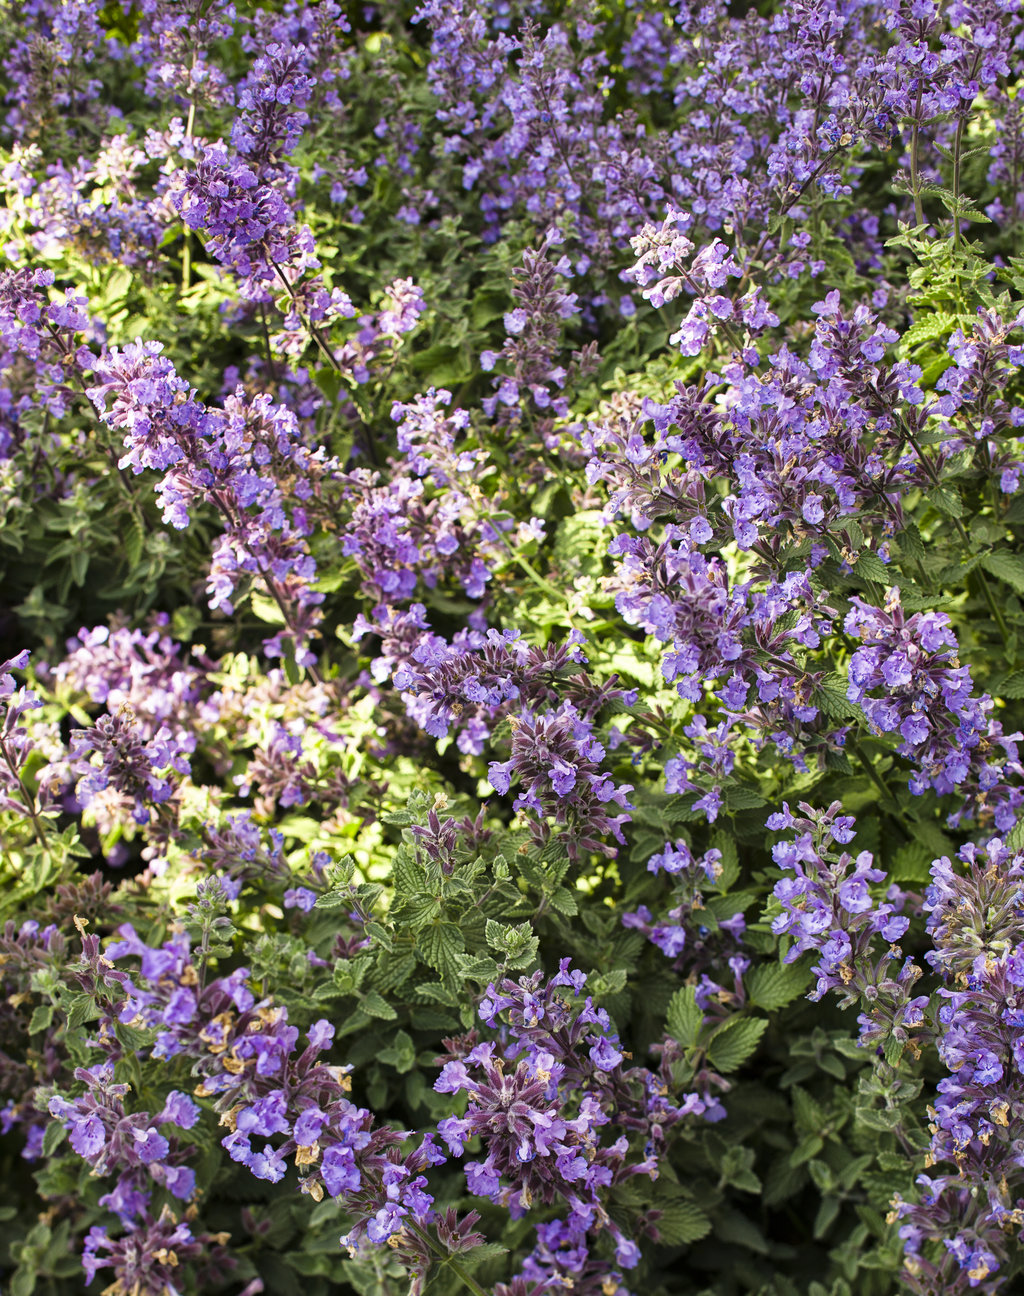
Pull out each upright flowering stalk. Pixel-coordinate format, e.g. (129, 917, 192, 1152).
(628, 211, 777, 357)
(87, 341, 330, 666)
(487, 704, 634, 860)
(436, 961, 710, 1271)
(1, 651, 47, 826)
(170, 146, 353, 337)
(764, 805, 1024, 1292)
(70, 705, 191, 830)
(394, 625, 628, 750)
(0, 267, 94, 418)
(129, 0, 236, 108)
(623, 839, 743, 970)
(65, 924, 481, 1290)
(230, 43, 316, 177)
(48, 1067, 201, 1216)
(767, 801, 922, 1024)
(608, 532, 842, 815)
(81, 1207, 232, 1296)
(481, 229, 597, 451)
(844, 587, 1024, 832)
(892, 839, 1024, 1296)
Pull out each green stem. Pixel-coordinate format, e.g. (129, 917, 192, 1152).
(268, 260, 380, 467)
(847, 735, 897, 809)
(206, 486, 324, 685)
(951, 112, 964, 254)
(0, 737, 51, 859)
(269, 259, 340, 372)
(182, 102, 197, 293)
(515, 551, 575, 612)
(909, 81, 924, 227)
(258, 303, 279, 385)
(900, 425, 1011, 642)
(46, 326, 151, 528)
(404, 1220, 491, 1296)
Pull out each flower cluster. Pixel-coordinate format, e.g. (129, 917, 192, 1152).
(845, 588, 1024, 831)
(767, 801, 920, 1017)
(8, 1, 1024, 1295)
(436, 960, 709, 1270)
(893, 838, 1024, 1295)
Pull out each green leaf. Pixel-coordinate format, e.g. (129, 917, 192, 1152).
(716, 1208, 769, 1254)
(665, 985, 703, 1048)
(11, 1268, 36, 1296)
(814, 1196, 842, 1240)
(250, 590, 287, 625)
(451, 1242, 510, 1272)
(471, 291, 509, 329)
(883, 1033, 906, 1068)
(746, 961, 812, 1011)
(981, 550, 1024, 596)
(855, 1104, 901, 1133)
(418, 922, 465, 978)
(28, 1004, 54, 1035)
(1000, 671, 1024, 699)
(852, 551, 890, 585)
(1005, 817, 1024, 853)
(816, 672, 854, 720)
(706, 1016, 768, 1073)
(377, 1029, 416, 1073)
(549, 886, 578, 916)
(654, 1199, 712, 1245)
(723, 784, 766, 811)
(41, 1120, 66, 1157)
(900, 312, 962, 348)
(927, 485, 963, 519)
(484, 920, 538, 969)
(314, 889, 352, 910)
(789, 1134, 825, 1167)
(896, 522, 926, 560)
(360, 990, 397, 1020)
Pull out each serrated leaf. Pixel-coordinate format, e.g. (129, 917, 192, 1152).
(65, 993, 99, 1030)
(549, 886, 578, 916)
(706, 1015, 768, 1073)
(666, 985, 703, 1047)
(852, 551, 891, 584)
(314, 890, 351, 910)
(360, 990, 397, 1020)
(723, 784, 766, 810)
(896, 523, 926, 560)
(927, 485, 963, 519)
(890, 839, 933, 883)
(746, 962, 812, 1011)
(855, 1104, 901, 1132)
(981, 550, 1024, 596)
(900, 312, 962, 348)
(28, 1003, 54, 1035)
(452, 1242, 510, 1271)
(654, 1199, 712, 1245)
(1000, 671, 1024, 699)
(41, 1120, 66, 1157)
(417, 922, 465, 978)
(816, 673, 854, 720)
(1006, 817, 1024, 853)
(882, 1033, 906, 1068)
(484, 919, 538, 968)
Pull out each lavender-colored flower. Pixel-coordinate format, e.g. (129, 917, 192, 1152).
(436, 962, 709, 1267)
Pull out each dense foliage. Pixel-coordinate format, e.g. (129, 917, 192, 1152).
(4, 1, 1024, 1294)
